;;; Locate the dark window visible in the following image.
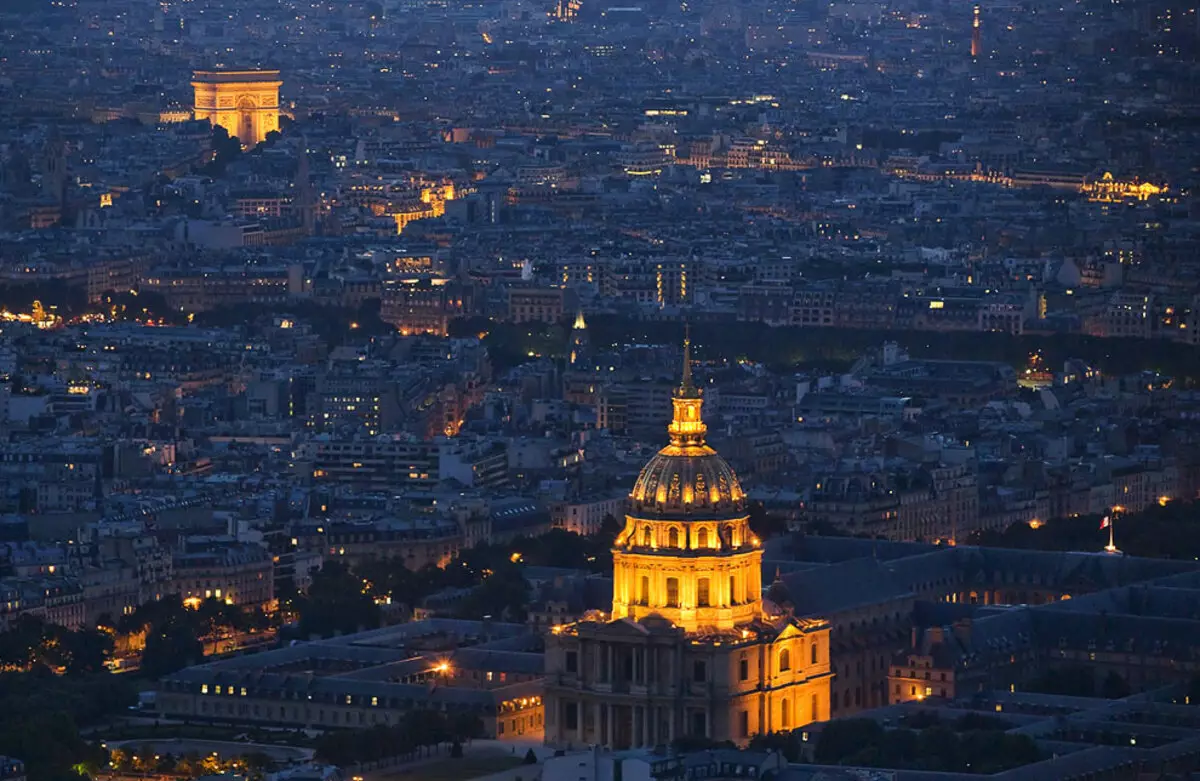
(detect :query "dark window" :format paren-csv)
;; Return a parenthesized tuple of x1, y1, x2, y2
(698, 578, 711, 607)
(566, 651, 578, 674)
(739, 710, 749, 738)
(565, 702, 578, 730)
(779, 649, 791, 672)
(739, 658, 749, 681)
(693, 660, 707, 683)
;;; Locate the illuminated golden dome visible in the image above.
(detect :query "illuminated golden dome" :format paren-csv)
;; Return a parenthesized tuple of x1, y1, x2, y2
(628, 335, 746, 519)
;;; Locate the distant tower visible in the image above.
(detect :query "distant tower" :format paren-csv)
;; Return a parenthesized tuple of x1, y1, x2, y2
(971, 5, 982, 59)
(294, 139, 316, 235)
(569, 310, 589, 367)
(41, 132, 67, 204)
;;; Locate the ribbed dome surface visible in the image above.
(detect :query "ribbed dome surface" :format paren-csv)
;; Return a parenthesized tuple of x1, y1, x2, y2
(628, 444, 746, 519)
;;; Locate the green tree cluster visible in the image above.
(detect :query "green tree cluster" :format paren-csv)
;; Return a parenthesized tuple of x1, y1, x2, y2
(0, 668, 134, 781)
(313, 710, 482, 765)
(115, 595, 268, 676)
(0, 281, 87, 318)
(109, 745, 274, 780)
(452, 313, 1200, 386)
(751, 715, 1042, 774)
(0, 614, 111, 674)
(345, 525, 621, 626)
(295, 560, 382, 638)
(202, 126, 243, 176)
(195, 298, 390, 347)
(970, 500, 1200, 560)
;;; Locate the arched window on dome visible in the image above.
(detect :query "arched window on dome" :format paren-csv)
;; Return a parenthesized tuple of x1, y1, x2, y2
(697, 527, 709, 549)
(729, 575, 738, 605)
(640, 575, 650, 606)
(668, 527, 680, 548)
(811, 643, 818, 665)
(641, 526, 652, 547)
(779, 648, 791, 672)
(697, 578, 711, 607)
(780, 698, 790, 729)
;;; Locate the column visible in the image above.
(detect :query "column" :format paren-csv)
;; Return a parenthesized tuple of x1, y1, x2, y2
(575, 700, 584, 746)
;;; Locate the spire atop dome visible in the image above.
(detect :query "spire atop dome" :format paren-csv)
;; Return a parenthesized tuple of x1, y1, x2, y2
(667, 326, 707, 448)
(679, 324, 698, 399)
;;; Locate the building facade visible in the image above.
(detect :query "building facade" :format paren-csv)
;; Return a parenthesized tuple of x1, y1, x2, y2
(192, 69, 283, 148)
(544, 341, 832, 748)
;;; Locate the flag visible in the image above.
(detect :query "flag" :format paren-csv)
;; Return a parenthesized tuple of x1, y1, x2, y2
(1100, 515, 1111, 529)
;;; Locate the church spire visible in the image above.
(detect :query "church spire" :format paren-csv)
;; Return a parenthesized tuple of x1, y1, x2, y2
(668, 327, 706, 447)
(679, 324, 697, 398)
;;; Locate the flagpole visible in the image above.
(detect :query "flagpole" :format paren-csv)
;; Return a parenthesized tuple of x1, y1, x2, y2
(1104, 507, 1120, 554)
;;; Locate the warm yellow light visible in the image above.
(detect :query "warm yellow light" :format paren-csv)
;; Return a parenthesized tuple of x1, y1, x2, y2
(1028, 519, 1042, 529)
(1158, 496, 1170, 507)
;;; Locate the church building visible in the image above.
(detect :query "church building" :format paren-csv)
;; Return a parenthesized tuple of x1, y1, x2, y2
(544, 339, 831, 748)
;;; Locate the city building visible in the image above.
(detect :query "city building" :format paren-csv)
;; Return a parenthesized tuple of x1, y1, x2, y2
(192, 69, 283, 148)
(543, 342, 832, 748)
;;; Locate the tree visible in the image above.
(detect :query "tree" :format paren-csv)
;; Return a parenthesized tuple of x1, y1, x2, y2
(141, 622, 203, 677)
(523, 748, 538, 765)
(450, 712, 484, 743)
(296, 561, 381, 638)
(242, 752, 273, 781)
(748, 502, 788, 541)
(814, 719, 885, 764)
(748, 731, 803, 762)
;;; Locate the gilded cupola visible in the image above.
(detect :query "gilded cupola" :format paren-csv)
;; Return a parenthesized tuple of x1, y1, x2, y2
(627, 335, 746, 520)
